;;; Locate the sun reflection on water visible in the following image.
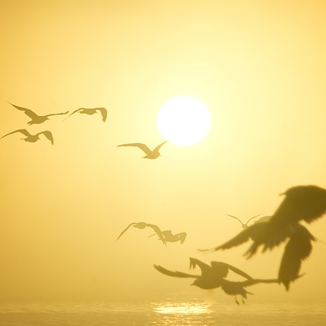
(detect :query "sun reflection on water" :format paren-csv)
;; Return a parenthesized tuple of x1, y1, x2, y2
(154, 302, 211, 315)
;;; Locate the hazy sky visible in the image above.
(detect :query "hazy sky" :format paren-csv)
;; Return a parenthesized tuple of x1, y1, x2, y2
(1, 0, 326, 304)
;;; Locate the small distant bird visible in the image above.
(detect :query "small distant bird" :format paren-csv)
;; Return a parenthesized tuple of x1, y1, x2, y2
(116, 222, 167, 246)
(1, 129, 54, 145)
(63, 107, 107, 122)
(149, 230, 187, 244)
(8, 102, 68, 125)
(117, 141, 167, 159)
(154, 258, 279, 305)
(199, 185, 326, 290)
(226, 214, 261, 229)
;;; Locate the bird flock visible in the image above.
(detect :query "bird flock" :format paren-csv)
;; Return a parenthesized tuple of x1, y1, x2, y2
(2, 102, 326, 305)
(1, 102, 168, 158)
(115, 187, 326, 302)
(1, 102, 108, 145)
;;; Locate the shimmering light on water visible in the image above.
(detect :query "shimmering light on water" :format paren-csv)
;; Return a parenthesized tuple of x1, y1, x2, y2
(154, 302, 211, 314)
(1, 300, 326, 325)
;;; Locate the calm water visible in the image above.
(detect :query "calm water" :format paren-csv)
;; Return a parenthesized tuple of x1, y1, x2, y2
(0, 299, 326, 326)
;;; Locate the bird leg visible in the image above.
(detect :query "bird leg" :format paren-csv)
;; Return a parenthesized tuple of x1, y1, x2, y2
(235, 296, 239, 305)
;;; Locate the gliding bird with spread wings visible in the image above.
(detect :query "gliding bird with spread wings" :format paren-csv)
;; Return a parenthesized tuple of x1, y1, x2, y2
(116, 222, 167, 246)
(200, 185, 326, 290)
(226, 214, 261, 229)
(117, 140, 167, 159)
(8, 102, 68, 125)
(154, 258, 279, 305)
(1, 129, 54, 145)
(63, 107, 107, 122)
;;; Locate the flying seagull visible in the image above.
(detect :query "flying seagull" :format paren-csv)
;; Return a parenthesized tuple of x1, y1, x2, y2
(149, 230, 187, 244)
(278, 224, 315, 290)
(226, 214, 261, 229)
(8, 102, 68, 125)
(154, 258, 279, 305)
(116, 222, 167, 246)
(117, 140, 168, 159)
(199, 185, 326, 290)
(63, 107, 107, 122)
(1, 129, 54, 145)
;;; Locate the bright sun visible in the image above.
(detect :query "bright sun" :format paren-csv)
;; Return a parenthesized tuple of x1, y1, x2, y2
(156, 96, 211, 146)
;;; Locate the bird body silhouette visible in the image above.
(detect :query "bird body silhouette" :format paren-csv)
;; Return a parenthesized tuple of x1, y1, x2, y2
(154, 258, 279, 304)
(116, 222, 167, 246)
(63, 107, 107, 122)
(9, 102, 68, 125)
(200, 185, 326, 290)
(149, 230, 187, 244)
(117, 141, 167, 159)
(1, 129, 54, 145)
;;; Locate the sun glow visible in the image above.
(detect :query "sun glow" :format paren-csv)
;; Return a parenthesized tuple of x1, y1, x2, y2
(156, 96, 211, 146)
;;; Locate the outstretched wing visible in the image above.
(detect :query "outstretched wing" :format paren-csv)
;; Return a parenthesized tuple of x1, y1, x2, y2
(198, 223, 266, 253)
(62, 108, 83, 121)
(147, 223, 167, 246)
(1, 129, 31, 139)
(245, 214, 261, 225)
(178, 232, 187, 244)
(153, 140, 168, 153)
(38, 131, 54, 145)
(154, 265, 199, 278)
(215, 262, 253, 280)
(45, 111, 69, 117)
(226, 214, 244, 226)
(238, 278, 280, 287)
(278, 224, 315, 291)
(270, 185, 326, 226)
(115, 223, 137, 241)
(117, 143, 152, 154)
(189, 258, 213, 277)
(96, 107, 107, 122)
(8, 102, 39, 119)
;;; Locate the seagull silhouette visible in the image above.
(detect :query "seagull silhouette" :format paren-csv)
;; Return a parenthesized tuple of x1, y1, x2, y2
(226, 214, 261, 229)
(1, 129, 54, 145)
(149, 230, 187, 244)
(199, 185, 326, 290)
(63, 107, 107, 122)
(154, 258, 279, 305)
(116, 222, 167, 246)
(8, 102, 68, 125)
(117, 140, 168, 159)
(278, 224, 315, 290)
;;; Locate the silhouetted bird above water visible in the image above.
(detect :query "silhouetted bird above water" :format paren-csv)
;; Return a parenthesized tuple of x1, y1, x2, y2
(1, 129, 54, 145)
(154, 258, 279, 305)
(8, 102, 68, 125)
(63, 107, 107, 122)
(117, 140, 168, 159)
(199, 185, 326, 290)
(226, 214, 261, 229)
(116, 222, 167, 246)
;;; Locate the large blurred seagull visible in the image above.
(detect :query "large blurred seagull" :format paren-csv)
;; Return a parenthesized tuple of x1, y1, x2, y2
(199, 185, 326, 290)
(154, 257, 279, 305)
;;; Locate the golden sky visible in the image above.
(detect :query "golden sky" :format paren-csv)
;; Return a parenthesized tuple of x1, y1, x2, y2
(1, 0, 326, 304)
